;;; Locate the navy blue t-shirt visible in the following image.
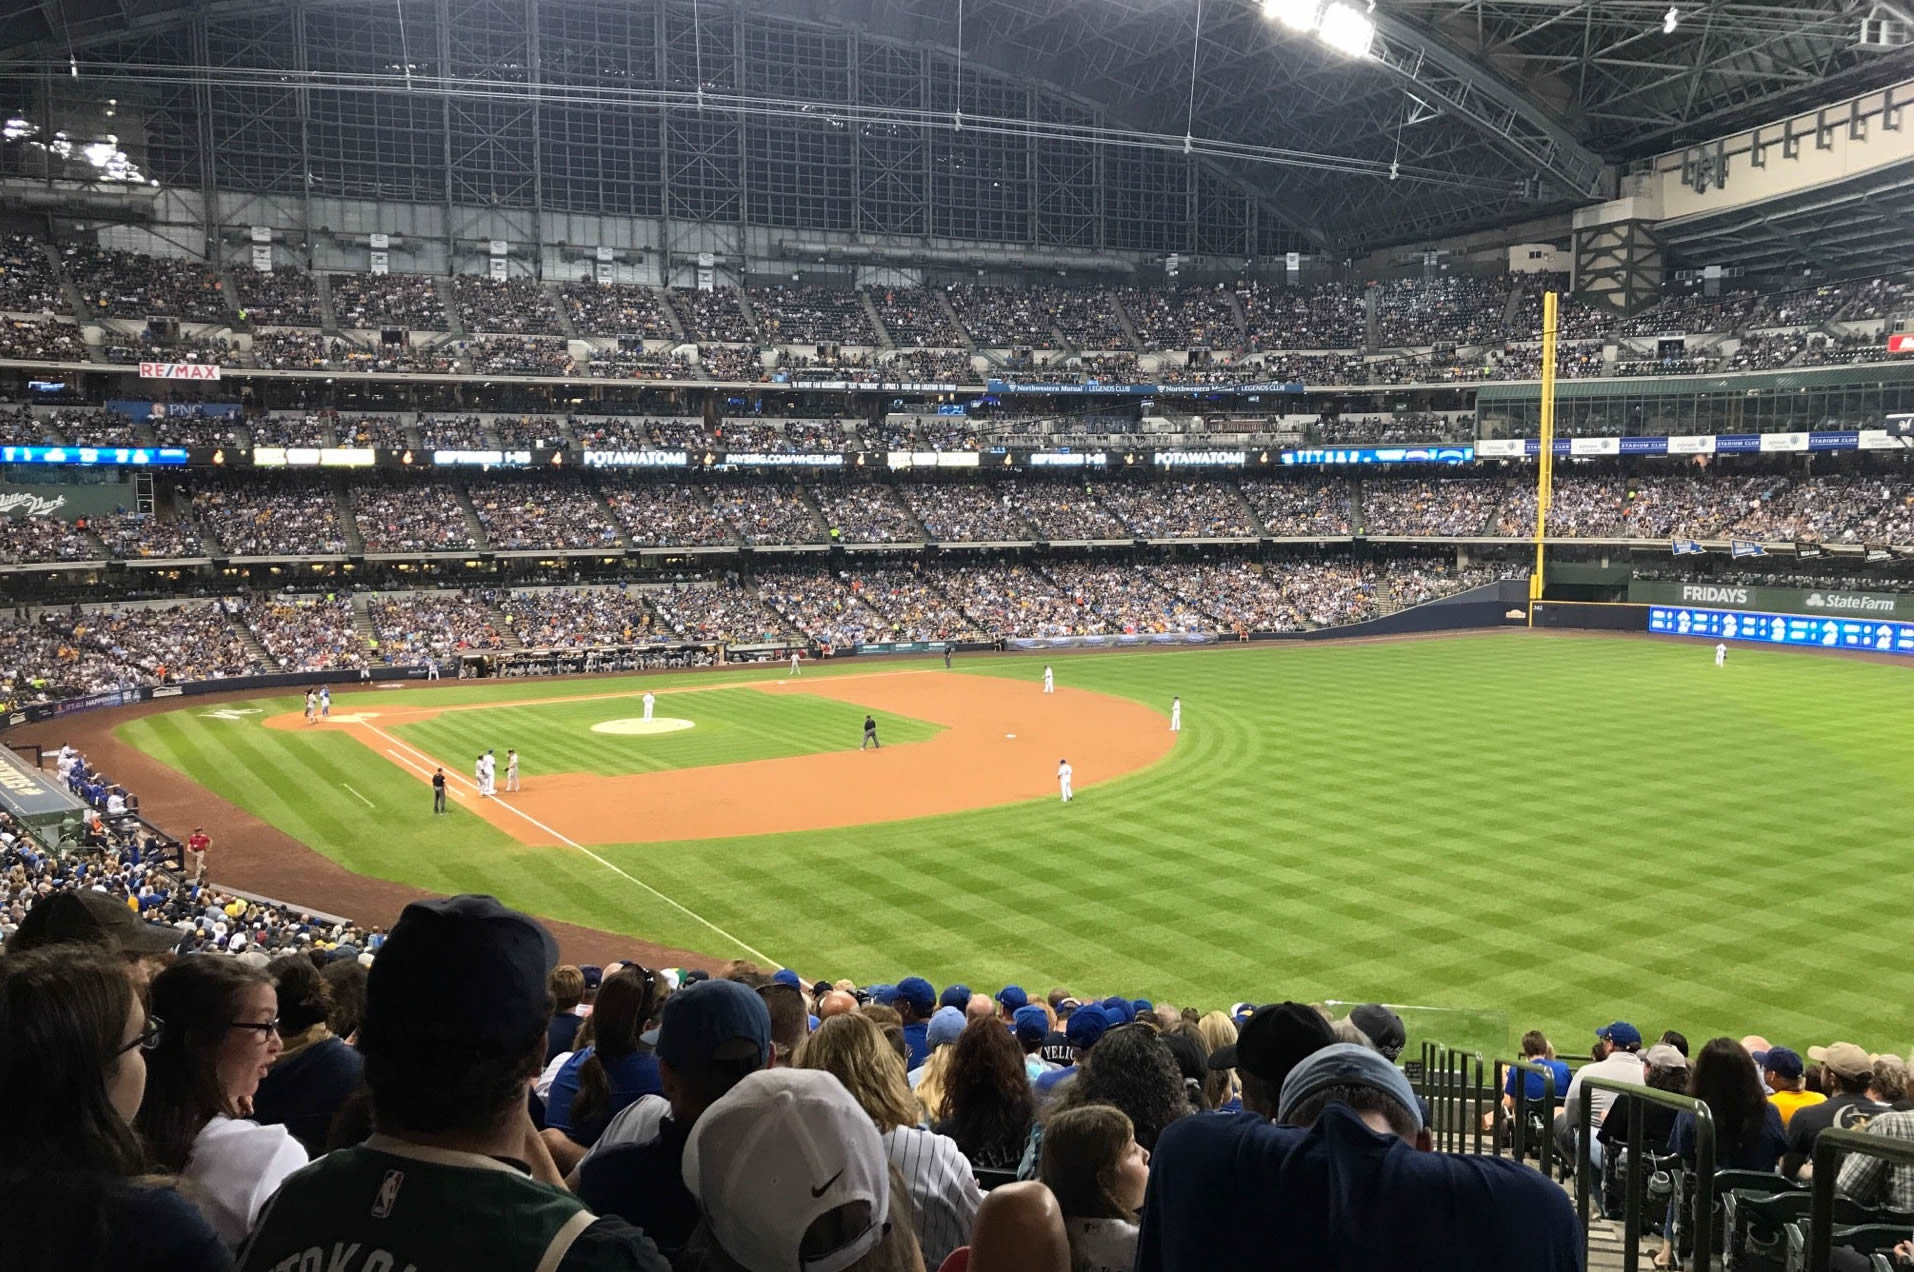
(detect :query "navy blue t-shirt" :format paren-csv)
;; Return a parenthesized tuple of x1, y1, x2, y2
(1136, 1106, 1582, 1272)
(544, 1048, 663, 1146)
(902, 1020, 930, 1070)
(575, 1115, 700, 1261)
(1503, 1058, 1573, 1104)
(548, 1012, 583, 1060)
(1670, 1103, 1787, 1172)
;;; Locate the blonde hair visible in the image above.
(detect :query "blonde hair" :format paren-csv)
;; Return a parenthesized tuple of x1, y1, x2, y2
(1197, 1010, 1238, 1109)
(912, 1045, 954, 1127)
(795, 1012, 919, 1133)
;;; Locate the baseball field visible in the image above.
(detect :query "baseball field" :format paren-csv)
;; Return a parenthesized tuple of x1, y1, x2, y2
(112, 632, 1914, 1059)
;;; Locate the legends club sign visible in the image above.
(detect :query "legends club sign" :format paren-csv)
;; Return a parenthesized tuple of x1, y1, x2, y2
(1629, 581, 1904, 617)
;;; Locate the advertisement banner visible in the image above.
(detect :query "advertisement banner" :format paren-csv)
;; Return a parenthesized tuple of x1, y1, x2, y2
(1759, 432, 1810, 452)
(250, 243, 273, 272)
(1665, 434, 1717, 455)
(369, 251, 388, 276)
(1649, 605, 1914, 655)
(252, 447, 376, 468)
(1280, 446, 1471, 466)
(697, 252, 715, 292)
(1889, 333, 1913, 353)
(581, 449, 690, 469)
(1006, 632, 1217, 650)
(1475, 438, 1527, 458)
(431, 449, 535, 468)
(488, 257, 508, 281)
(139, 362, 221, 380)
(1628, 582, 1907, 616)
(0, 445, 188, 467)
(1569, 436, 1621, 456)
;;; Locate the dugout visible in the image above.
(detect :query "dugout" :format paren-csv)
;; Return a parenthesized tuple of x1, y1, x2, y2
(0, 742, 89, 843)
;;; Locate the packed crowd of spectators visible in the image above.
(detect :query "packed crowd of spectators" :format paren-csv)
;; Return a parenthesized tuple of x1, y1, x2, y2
(669, 287, 755, 343)
(751, 286, 875, 344)
(498, 586, 662, 648)
(370, 589, 505, 662)
(1620, 285, 1763, 337)
(871, 287, 962, 346)
(91, 512, 197, 559)
(1727, 331, 1810, 371)
(1048, 287, 1131, 351)
(0, 317, 86, 362)
(904, 483, 1032, 541)
(237, 592, 367, 671)
(703, 480, 824, 545)
(698, 344, 762, 381)
(709, 417, 841, 453)
(1490, 341, 1609, 381)
(1374, 274, 1512, 347)
(327, 272, 447, 330)
(1796, 330, 1890, 368)
(759, 569, 883, 648)
(1611, 354, 1722, 377)
(334, 339, 457, 375)
(104, 330, 231, 367)
(1237, 279, 1366, 350)
(811, 482, 922, 543)
(1314, 413, 1473, 445)
(464, 336, 575, 377)
(646, 577, 792, 643)
(352, 479, 477, 553)
(845, 566, 990, 642)
(235, 268, 322, 327)
(0, 404, 55, 444)
(1843, 276, 1914, 320)
(585, 345, 697, 380)
(561, 282, 677, 339)
(0, 513, 99, 563)
(1097, 479, 1259, 538)
(47, 406, 141, 446)
(189, 478, 350, 555)
(1004, 479, 1129, 541)
(1115, 285, 1242, 351)
(248, 412, 333, 447)
(1360, 477, 1506, 536)
(495, 415, 568, 448)
(1240, 479, 1354, 536)
(600, 480, 734, 547)
(334, 412, 411, 449)
(0, 233, 62, 312)
(468, 475, 622, 550)
(944, 284, 1057, 347)
(573, 414, 705, 449)
(249, 329, 338, 371)
(453, 277, 559, 335)
(1490, 472, 1914, 542)
(61, 244, 231, 323)
(884, 349, 980, 383)
(417, 414, 490, 449)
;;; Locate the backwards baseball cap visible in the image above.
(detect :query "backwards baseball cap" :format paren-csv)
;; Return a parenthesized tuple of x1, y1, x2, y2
(579, 965, 604, 990)
(1066, 1004, 1112, 1051)
(1099, 996, 1136, 1025)
(8, 889, 185, 956)
(1012, 1005, 1049, 1046)
(939, 984, 972, 1011)
(657, 979, 773, 1072)
(1643, 1044, 1690, 1072)
(1759, 1046, 1804, 1079)
(363, 894, 556, 1054)
(1349, 1004, 1407, 1061)
(684, 1068, 890, 1272)
(997, 985, 1029, 1011)
(1212, 1001, 1336, 1093)
(772, 968, 802, 990)
(1277, 1042, 1425, 1132)
(895, 976, 935, 1014)
(1809, 1042, 1875, 1079)
(867, 983, 898, 1007)
(1597, 1021, 1643, 1049)
(927, 1005, 966, 1051)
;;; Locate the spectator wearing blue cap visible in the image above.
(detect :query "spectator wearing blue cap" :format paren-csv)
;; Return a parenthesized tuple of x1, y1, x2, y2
(1761, 1046, 1825, 1127)
(769, 967, 802, 990)
(1555, 1020, 1645, 1172)
(1013, 1004, 1056, 1081)
(573, 979, 772, 1263)
(997, 985, 1029, 1020)
(908, 1005, 967, 1091)
(895, 975, 936, 1069)
(1100, 996, 1136, 1026)
(1136, 1043, 1581, 1272)
(1035, 1004, 1112, 1101)
(939, 983, 972, 1013)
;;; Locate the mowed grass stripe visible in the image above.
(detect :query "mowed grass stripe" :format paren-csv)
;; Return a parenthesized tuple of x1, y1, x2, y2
(388, 688, 940, 777)
(119, 635, 1914, 1056)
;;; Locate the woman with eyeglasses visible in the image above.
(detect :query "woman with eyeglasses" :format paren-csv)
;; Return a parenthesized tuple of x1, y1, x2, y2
(136, 956, 308, 1247)
(541, 964, 662, 1163)
(0, 946, 232, 1272)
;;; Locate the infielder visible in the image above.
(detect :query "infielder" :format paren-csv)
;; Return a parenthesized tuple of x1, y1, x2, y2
(790, 651, 802, 677)
(505, 748, 520, 793)
(432, 768, 447, 815)
(1715, 641, 1727, 667)
(483, 749, 497, 796)
(642, 691, 656, 721)
(304, 689, 317, 724)
(474, 754, 487, 797)
(1043, 665, 1054, 694)
(319, 686, 331, 719)
(425, 659, 441, 681)
(1057, 758, 1073, 803)
(861, 714, 880, 750)
(1170, 696, 1181, 732)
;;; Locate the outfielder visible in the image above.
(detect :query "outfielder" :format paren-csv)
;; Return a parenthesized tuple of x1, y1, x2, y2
(1057, 758, 1073, 803)
(1043, 665, 1054, 694)
(1715, 641, 1727, 668)
(1170, 696, 1181, 732)
(642, 691, 656, 721)
(505, 748, 520, 793)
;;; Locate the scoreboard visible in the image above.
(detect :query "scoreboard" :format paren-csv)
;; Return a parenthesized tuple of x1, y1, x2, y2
(1648, 605, 1914, 655)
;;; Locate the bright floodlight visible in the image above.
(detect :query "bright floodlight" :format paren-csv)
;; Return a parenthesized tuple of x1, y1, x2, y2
(1663, 6, 1680, 32)
(1317, 2, 1375, 57)
(1261, 0, 1323, 33)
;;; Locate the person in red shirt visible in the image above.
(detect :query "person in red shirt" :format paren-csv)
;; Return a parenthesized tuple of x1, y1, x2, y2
(185, 827, 210, 883)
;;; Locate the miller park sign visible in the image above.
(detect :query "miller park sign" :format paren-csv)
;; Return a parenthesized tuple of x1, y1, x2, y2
(1628, 581, 1905, 617)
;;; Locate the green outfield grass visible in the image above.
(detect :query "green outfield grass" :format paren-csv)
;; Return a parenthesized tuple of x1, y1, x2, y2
(117, 634, 1914, 1060)
(387, 687, 943, 777)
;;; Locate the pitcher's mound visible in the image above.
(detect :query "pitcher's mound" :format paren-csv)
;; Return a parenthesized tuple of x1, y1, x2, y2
(591, 717, 695, 736)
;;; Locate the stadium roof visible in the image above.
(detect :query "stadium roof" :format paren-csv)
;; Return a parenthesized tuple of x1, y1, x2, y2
(1, 0, 1909, 252)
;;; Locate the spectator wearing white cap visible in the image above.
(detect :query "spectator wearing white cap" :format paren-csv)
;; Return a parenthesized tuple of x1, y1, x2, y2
(680, 1067, 925, 1272)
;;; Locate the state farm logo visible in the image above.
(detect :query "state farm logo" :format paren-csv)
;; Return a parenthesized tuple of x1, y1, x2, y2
(1680, 585, 1747, 605)
(1808, 593, 1825, 607)
(1809, 592, 1894, 613)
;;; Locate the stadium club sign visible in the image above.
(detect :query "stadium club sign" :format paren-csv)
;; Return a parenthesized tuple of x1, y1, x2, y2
(984, 378, 1306, 396)
(1477, 431, 1907, 458)
(138, 362, 221, 380)
(1628, 582, 1905, 616)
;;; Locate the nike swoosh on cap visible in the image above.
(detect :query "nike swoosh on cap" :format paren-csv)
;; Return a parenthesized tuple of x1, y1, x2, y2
(811, 1168, 844, 1199)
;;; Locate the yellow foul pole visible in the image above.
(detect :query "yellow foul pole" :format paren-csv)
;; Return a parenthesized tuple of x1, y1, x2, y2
(1529, 290, 1558, 625)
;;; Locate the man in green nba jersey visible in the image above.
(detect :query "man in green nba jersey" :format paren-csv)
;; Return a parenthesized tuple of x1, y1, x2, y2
(237, 894, 667, 1272)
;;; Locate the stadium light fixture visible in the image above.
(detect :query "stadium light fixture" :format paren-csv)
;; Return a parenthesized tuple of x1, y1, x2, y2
(1663, 6, 1680, 32)
(1317, 3, 1376, 58)
(1261, 0, 1323, 32)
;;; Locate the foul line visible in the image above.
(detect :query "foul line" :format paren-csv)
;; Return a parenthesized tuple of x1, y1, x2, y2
(341, 783, 376, 809)
(362, 720, 778, 967)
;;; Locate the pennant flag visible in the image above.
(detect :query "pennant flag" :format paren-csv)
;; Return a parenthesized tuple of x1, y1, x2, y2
(1794, 542, 1824, 559)
(1671, 538, 1705, 555)
(1730, 540, 1766, 558)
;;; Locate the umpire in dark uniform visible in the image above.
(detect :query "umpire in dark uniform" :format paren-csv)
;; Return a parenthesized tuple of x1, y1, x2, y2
(861, 715, 880, 750)
(432, 767, 447, 814)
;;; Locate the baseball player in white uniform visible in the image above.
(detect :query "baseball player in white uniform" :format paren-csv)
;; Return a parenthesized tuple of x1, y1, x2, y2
(304, 689, 317, 724)
(319, 686, 331, 719)
(482, 749, 497, 796)
(1057, 758, 1073, 803)
(789, 651, 801, 676)
(1043, 666, 1054, 694)
(505, 749, 520, 793)
(642, 692, 656, 721)
(1715, 641, 1727, 667)
(474, 754, 488, 797)
(1170, 696, 1181, 732)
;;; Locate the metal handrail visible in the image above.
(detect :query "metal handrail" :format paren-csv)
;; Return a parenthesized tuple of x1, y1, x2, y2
(1417, 1041, 1489, 1154)
(1497, 1055, 1562, 1178)
(1807, 1127, 1914, 1272)
(1575, 1076, 1717, 1272)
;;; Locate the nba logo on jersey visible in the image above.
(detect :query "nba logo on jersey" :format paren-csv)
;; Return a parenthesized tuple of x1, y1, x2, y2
(371, 1169, 404, 1218)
